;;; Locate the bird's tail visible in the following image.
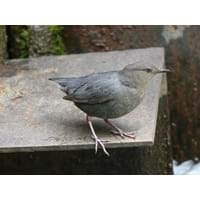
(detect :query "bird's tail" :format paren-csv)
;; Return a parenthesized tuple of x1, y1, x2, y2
(49, 77, 79, 101)
(49, 77, 74, 88)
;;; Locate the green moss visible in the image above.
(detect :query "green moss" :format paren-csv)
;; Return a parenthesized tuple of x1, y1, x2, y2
(0, 26, 6, 63)
(48, 26, 65, 55)
(19, 28, 30, 58)
(8, 26, 66, 58)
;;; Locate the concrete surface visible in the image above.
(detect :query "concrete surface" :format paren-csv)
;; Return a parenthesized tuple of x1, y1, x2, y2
(0, 47, 164, 153)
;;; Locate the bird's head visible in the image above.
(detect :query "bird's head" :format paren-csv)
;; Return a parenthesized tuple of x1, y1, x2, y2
(121, 63, 170, 88)
(123, 64, 170, 74)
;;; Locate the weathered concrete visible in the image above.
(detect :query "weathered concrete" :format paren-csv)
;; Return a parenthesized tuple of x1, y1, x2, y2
(0, 48, 164, 153)
(0, 72, 172, 175)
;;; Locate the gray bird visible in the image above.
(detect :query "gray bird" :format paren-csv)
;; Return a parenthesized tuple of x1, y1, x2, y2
(49, 63, 169, 156)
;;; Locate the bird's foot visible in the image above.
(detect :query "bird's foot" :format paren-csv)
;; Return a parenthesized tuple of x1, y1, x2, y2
(91, 135, 109, 143)
(104, 119, 136, 139)
(91, 135, 110, 156)
(87, 116, 110, 156)
(111, 129, 136, 139)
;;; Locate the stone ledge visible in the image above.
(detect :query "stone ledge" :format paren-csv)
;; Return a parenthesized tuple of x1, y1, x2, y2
(0, 48, 164, 153)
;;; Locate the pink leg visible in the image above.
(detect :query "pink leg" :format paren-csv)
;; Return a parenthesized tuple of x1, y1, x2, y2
(86, 116, 110, 156)
(104, 119, 136, 139)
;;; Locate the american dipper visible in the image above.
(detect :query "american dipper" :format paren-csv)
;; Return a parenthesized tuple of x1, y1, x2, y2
(49, 63, 169, 156)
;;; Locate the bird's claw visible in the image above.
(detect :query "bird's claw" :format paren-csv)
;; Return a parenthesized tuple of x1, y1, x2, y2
(111, 130, 136, 139)
(91, 135, 109, 143)
(104, 119, 136, 140)
(92, 137, 110, 156)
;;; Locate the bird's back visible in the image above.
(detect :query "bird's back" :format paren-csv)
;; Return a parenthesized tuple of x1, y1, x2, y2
(50, 71, 121, 104)
(50, 70, 144, 119)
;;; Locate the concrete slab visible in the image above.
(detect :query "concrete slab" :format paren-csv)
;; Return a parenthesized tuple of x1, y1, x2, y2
(0, 48, 164, 153)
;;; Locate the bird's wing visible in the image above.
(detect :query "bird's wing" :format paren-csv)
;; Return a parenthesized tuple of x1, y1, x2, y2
(50, 72, 119, 104)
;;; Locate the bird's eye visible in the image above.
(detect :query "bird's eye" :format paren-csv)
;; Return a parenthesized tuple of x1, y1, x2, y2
(146, 68, 152, 73)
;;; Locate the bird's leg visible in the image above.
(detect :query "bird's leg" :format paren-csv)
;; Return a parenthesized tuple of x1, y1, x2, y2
(86, 116, 110, 156)
(104, 119, 136, 139)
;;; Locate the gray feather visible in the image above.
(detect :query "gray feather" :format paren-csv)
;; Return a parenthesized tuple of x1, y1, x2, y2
(49, 72, 121, 104)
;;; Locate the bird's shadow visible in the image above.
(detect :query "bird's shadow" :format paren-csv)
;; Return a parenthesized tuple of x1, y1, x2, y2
(46, 112, 112, 137)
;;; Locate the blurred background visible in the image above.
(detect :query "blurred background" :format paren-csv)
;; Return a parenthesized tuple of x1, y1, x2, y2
(1, 25, 200, 173)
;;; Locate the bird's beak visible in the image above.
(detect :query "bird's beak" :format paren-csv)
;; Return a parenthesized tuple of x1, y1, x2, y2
(157, 69, 171, 73)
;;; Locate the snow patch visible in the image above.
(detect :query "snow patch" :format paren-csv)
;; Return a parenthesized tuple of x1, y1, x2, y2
(173, 160, 200, 175)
